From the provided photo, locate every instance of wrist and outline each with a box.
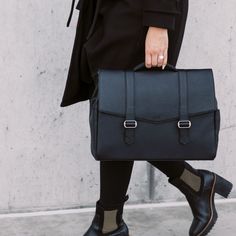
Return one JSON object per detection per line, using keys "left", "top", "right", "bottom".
{"left": 148, "top": 26, "right": 168, "bottom": 31}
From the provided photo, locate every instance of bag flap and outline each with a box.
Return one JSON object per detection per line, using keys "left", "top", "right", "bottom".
{"left": 97, "top": 69, "right": 217, "bottom": 121}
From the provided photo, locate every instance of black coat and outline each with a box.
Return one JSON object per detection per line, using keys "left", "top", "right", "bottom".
{"left": 60, "top": 0, "right": 188, "bottom": 107}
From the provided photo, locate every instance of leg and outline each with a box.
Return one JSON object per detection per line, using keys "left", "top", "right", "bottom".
{"left": 99, "top": 160, "right": 134, "bottom": 207}
{"left": 148, "top": 160, "right": 203, "bottom": 194}
{"left": 84, "top": 160, "right": 134, "bottom": 236}
{"left": 148, "top": 160, "right": 191, "bottom": 178}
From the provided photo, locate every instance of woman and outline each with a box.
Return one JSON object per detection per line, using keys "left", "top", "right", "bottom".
{"left": 60, "top": 0, "right": 233, "bottom": 235}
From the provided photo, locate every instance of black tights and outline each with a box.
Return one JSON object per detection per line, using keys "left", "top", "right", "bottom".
{"left": 99, "top": 160, "right": 194, "bottom": 207}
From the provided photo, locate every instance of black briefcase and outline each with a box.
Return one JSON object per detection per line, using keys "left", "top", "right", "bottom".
{"left": 89, "top": 63, "right": 220, "bottom": 161}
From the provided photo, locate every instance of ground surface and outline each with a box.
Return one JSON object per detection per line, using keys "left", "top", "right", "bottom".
{"left": 0, "top": 201, "right": 235, "bottom": 236}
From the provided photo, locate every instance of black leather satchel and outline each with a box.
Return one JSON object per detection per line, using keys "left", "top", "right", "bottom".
{"left": 89, "top": 62, "right": 220, "bottom": 161}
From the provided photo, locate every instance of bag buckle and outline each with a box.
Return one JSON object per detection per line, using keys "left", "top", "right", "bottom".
{"left": 177, "top": 120, "right": 191, "bottom": 128}
{"left": 124, "top": 120, "right": 137, "bottom": 128}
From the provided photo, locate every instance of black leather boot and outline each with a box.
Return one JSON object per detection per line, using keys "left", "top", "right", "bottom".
{"left": 83, "top": 194, "right": 130, "bottom": 236}
{"left": 169, "top": 168, "right": 233, "bottom": 236}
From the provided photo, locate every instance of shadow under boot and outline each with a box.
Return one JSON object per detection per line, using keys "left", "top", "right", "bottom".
{"left": 83, "top": 195, "right": 130, "bottom": 236}
{"left": 168, "top": 168, "right": 233, "bottom": 236}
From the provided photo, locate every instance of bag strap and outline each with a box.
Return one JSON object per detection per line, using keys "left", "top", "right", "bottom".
{"left": 123, "top": 71, "right": 137, "bottom": 145}
{"left": 178, "top": 71, "right": 191, "bottom": 144}
{"left": 67, "top": 0, "right": 76, "bottom": 27}
{"left": 123, "top": 70, "right": 191, "bottom": 145}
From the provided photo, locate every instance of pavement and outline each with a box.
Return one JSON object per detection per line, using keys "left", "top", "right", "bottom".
{"left": 0, "top": 200, "right": 235, "bottom": 236}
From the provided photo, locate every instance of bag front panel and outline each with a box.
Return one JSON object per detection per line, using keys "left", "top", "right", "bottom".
{"left": 94, "top": 110, "right": 219, "bottom": 161}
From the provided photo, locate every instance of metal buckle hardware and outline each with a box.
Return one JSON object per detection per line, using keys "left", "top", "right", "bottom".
{"left": 124, "top": 120, "right": 137, "bottom": 128}
{"left": 177, "top": 120, "right": 191, "bottom": 128}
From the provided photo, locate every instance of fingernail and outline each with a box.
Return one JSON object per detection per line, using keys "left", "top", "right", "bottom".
{"left": 162, "top": 65, "right": 165, "bottom": 70}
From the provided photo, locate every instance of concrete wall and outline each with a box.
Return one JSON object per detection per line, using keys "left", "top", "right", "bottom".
{"left": 0, "top": 0, "right": 235, "bottom": 213}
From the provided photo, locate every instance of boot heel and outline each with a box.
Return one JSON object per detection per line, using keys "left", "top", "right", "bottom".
{"left": 215, "top": 174, "right": 233, "bottom": 198}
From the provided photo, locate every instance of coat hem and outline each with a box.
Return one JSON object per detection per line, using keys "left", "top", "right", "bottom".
{"left": 60, "top": 96, "right": 90, "bottom": 107}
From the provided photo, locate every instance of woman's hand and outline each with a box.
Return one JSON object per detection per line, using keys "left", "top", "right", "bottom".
{"left": 145, "top": 26, "right": 168, "bottom": 69}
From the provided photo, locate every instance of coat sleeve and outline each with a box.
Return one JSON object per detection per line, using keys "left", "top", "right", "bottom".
{"left": 143, "top": 0, "right": 181, "bottom": 31}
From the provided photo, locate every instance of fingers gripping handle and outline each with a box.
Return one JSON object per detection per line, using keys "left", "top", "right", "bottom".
{"left": 133, "top": 62, "right": 178, "bottom": 72}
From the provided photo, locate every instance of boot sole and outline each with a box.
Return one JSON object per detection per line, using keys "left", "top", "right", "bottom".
{"left": 195, "top": 173, "right": 233, "bottom": 236}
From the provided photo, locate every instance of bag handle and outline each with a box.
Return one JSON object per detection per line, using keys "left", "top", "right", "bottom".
{"left": 133, "top": 62, "right": 178, "bottom": 72}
